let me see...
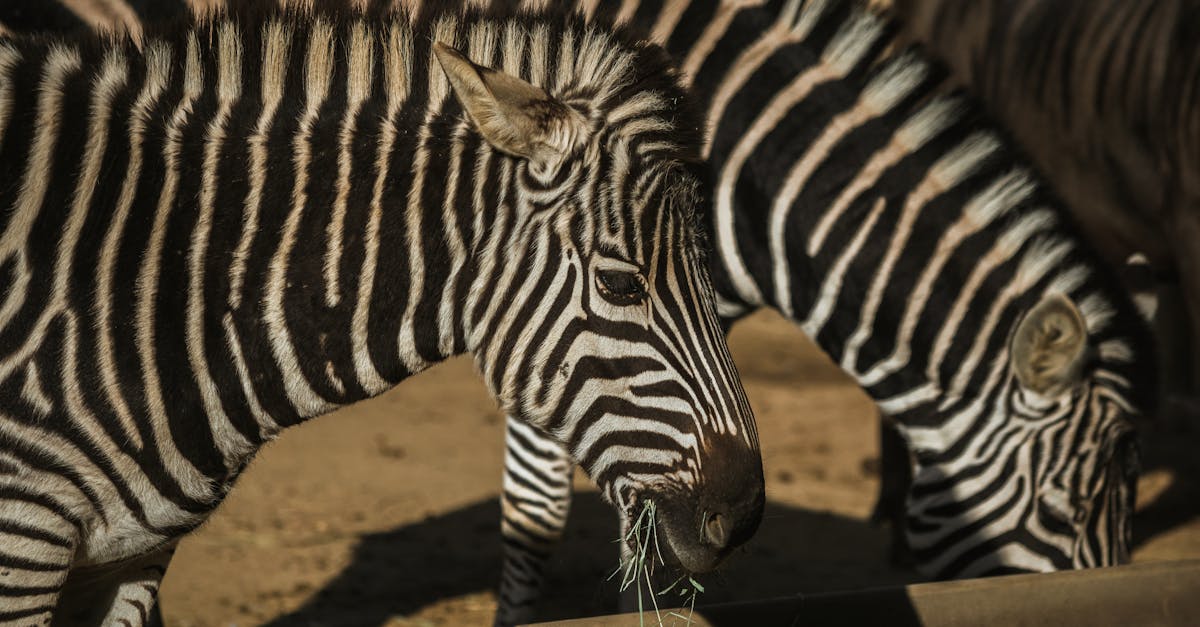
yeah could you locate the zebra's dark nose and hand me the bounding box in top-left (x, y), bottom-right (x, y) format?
top-left (703, 480), bottom-right (764, 554)
top-left (703, 511), bottom-right (730, 548)
top-left (650, 440), bottom-right (764, 573)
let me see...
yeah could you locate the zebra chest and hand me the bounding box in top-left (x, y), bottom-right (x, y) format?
top-left (76, 512), bottom-right (186, 568)
top-left (0, 366), bottom-right (246, 568)
top-left (73, 453), bottom-right (252, 568)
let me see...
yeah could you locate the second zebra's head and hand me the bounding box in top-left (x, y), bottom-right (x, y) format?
top-left (432, 21), bottom-right (763, 573)
top-left (904, 286), bottom-right (1153, 578)
top-left (1007, 295), bottom-right (1142, 569)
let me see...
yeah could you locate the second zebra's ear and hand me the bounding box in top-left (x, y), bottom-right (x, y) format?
top-left (433, 42), bottom-right (587, 169)
top-left (1010, 293), bottom-right (1090, 396)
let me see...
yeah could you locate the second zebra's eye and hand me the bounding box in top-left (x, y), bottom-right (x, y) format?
top-left (597, 269), bottom-right (647, 305)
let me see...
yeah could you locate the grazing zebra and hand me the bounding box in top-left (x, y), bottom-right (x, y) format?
top-left (490, 0), bottom-right (1158, 623)
top-left (0, 2), bottom-right (767, 624)
top-left (878, 0), bottom-right (1200, 403)
top-left (28, 1), bottom-right (1158, 624)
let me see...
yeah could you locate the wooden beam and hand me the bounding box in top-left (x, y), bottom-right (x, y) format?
top-left (529, 560), bottom-right (1200, 627)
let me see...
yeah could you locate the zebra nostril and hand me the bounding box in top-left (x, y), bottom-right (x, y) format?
top-left (703, 512), bottom-right (730, 548)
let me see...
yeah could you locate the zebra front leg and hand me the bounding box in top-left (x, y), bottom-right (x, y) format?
top-left (53, 544), bottom-right (175, 627)
top-left (1169, 205), bottom-right (1200, 398)
top-left (0, 494), bottom-right (77, 626)
top-left (870, 418), bottom-right (914, 568)
top-left (495, 418), bottom-right (575, 627)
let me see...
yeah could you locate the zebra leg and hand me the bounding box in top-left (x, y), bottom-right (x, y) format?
top-left (53, 544), bottom-right (174, 627)
top-left (1169, 205), bottom-right (1200, 398)
top-left (870, 418), bottom-right (914, 568)
top-left (495, 419), bottom-right (574, 627)
top-left (1119, 252), bottom-right (1200, 423)
top-left (0, 494), bottom-right (77, 625)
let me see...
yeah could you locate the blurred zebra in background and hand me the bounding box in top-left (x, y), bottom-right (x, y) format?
top-left (878, 0), bottom-right (1200, 408)
top-left (0, 0), bottom-right (165, 38)
top-left (0, 2), bottom-right (767, 623)
top-left (14, 1), bottom-right (1162, 625)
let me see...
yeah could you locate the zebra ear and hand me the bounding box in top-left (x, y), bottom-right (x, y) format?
top-left (433, 42), bottom-right (585, 167)
top-left (1011, 293), bottom-right (1090, 396)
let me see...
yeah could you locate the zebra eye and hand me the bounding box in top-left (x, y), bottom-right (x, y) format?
top-left (596, 269), bottom-right (647, 305)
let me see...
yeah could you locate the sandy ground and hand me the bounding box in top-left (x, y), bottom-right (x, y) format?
top-left (156, 310), bottom-right (1200, 626)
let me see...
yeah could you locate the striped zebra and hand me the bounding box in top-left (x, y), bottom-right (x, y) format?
top-left (490, 0), bottom-right (1158, 623)
top-left (28, 1), bottom-right (1159, 624)
top-left (878, 0), bottom-right (1200, 408)
top-left (0, 2), bottom-right (767, 624)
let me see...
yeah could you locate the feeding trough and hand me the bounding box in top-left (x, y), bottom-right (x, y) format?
top-left (528, 559), bottom-right (1200, 626)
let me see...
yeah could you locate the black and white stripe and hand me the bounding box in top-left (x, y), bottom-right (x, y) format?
top-left (0, 2), bottom-right (765, 623)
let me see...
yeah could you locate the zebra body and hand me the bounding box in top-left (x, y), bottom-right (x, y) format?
top-left (18, 1), bottom-right (1158, 624)
top-left (0, 3), bottom-right (765, 623)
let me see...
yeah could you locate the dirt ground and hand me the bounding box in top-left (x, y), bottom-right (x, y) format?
top-left (156, 310), bottom-right (1200, 626)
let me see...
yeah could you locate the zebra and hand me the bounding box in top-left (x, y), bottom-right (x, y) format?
top-left (489, 0), bottom-right (1158, 623)
top-left (23, 1), bottom-right (1159, 624)
top-left (0, 2), bottom-right (767, 624)
top-left (877, 0), bottom-right (1200, 414)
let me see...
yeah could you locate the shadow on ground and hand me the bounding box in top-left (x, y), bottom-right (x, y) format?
top-left (259, 495), bottom-right (921, 626)
top-left (256, 413), bottom-right (1200, 626)
top-left (1133, 408), bottom-right (1200, 547)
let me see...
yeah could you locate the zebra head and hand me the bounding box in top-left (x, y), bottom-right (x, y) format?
top-left (433, 30), bottom-right (764, 574)
top-left (906, 291), bottom-right (1146, 577)
top-left (1007, 294), bottom-right (1141, 569)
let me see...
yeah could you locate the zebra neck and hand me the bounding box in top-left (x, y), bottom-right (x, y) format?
top-left (0, 15), bottom-right (526, 441)
top-left (615, 0), bottom-right (1151, 426)
top-left (154, 20), bottom-right (501, 424)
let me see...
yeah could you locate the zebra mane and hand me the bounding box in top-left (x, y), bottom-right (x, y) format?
top-left (2, 0), bottom-right (704, 156)
top-left (0, 0), bottom-right (709, 251)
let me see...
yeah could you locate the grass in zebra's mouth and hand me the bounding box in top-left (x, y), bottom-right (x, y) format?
top-left (607, 501), bottom-right (705, 626)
